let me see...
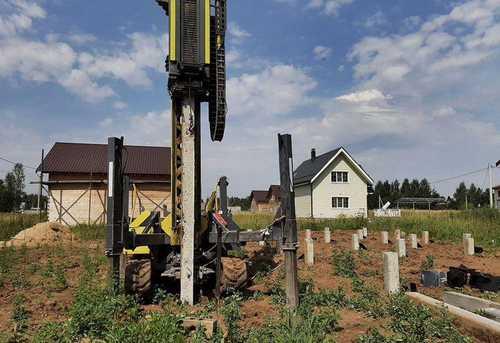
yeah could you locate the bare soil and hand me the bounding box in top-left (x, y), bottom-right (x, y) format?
top-left (0, 229), bottom-right (499, 341)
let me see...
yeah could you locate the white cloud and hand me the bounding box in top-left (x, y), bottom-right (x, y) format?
top-left (336, 89), bottom-right (390, 103)
top-left (227, 64), bottom-right (317, 117)
top-left (308, 0), bottom-right (354, 16)
top-left (313, 45), bottom-right (332, 60)
top-left (0, 0), bottom-right (46, 37)
top-left (0, 0), bottom-right (168, 102)
top-left (228, 22), bottom-right (251, 43)
top-left (0, 38), bottom-right (77, 82)
top-left (59, 69), bottom-right (115, 103)
top-left (67, 33), bottom-right (97, 45)
top-left (364, 11), bottom-right (388, 28)
top-left (78, 33), bottom-right (168, 88)
top-left (113, 101), bottom-right (128, 110)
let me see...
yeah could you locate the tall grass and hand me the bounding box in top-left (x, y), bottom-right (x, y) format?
top-left (0, 213), bottom-right (47, 241)
top-left (233, 209), bottom-right (500, 248)
top-left (369, 208), bottom-right (500, 248)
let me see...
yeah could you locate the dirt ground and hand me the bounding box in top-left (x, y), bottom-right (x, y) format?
top-left (0, 229), bottom-right (499, 341)
top-left (243, 229), bottom-right (500, 342)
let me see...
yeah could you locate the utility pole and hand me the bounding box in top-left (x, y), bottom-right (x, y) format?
top-left (278, 134), bottom-right (299, 308)
top-left (489, 163), bottom-right (494, 209)
top-left (38, 149), bottom-right (44, 220)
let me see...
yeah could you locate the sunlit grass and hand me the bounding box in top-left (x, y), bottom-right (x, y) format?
top-left (233, 209), bottom-right (500, 248)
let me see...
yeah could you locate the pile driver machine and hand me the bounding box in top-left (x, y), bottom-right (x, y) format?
top-left (105, 0), bottom-right (299, 306)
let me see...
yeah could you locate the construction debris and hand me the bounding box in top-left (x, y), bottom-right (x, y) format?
top-left (447, 265), bottom-right (500, 292)
top-left (407, 292), bottom-right (500, 337)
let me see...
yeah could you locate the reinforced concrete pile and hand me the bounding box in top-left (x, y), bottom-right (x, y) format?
top-left (0, 222), bottom-right (75, 248)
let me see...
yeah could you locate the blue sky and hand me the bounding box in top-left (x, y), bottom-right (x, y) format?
top-left (1, 0), bottom-right (500, 197)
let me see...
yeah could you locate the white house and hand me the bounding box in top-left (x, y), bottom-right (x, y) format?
top-left (294, 147), bottom-right (374, 219)
top-left (494, 185), bottom-right (500, 209)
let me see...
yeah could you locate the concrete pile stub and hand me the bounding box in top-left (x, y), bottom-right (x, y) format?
top-left (383, 252), bottom-right (400, 294)
top-left (352, 234), bottom-right (360, 251)
top-left (305, 238), bottom-right (314, 266)
top-left (381, 231), bottom-right (389, 245)
top-left (324, 227), bottom-right (331, 244)
top-left (396, 239), bottom-right (406, 258)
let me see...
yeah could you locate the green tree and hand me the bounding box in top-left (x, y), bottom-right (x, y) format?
top-left (401, 179), bottom-right (411, 196)
top-left (419, 179), bottom-right (432, 197)
top-left (453, 182), bottom-right (468, 209)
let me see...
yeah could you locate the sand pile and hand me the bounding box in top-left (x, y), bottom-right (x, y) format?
top-left (1, 222), bottom-right (76, 248)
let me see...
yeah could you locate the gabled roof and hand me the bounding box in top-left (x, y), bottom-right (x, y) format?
top-left (268, 185), bottom-right (281, 199)
top-left (250, 190), bottom-right (269, 203)
top-left (38, 142), bottom-right (171, 176)
top-left (250, 185), bottom-right (281, 203)
top-left (293, 147), bottom-right (373, 186)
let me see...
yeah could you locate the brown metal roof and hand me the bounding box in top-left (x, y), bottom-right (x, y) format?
top-left (268, 185), bottom-right (281, 199)
top-left (38, 142), bottom-right (171, 176)
top-left (250, 190), bottom-right (269, 203)
top-left (251, 185), bottom-right (281, 203)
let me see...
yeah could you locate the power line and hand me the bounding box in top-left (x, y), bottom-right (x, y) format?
top-left (0, 156), bottom-right (36, 170)
top-left (430, 166), bottom-right (496, 186)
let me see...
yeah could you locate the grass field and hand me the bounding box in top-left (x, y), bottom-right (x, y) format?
top-left (234, 208), bottom-right (500, 248)
top-left (0, 210), bottom-right (497, 341)
top-left (0, 213), bottom-right (47, 241)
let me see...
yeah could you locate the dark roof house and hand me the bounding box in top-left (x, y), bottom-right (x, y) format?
top-left (250, 185), bottom-right (281, 203)
top-left (39, 142), bottom-right (171, 179)
top-left (294, 147), bottom-right (373, 186)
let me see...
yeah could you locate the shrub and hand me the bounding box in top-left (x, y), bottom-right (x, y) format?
top-left (66, 286), bottom-right (141, 340)
top-left (105, 313), bottom-right (185, 343)
top-left (332, 250), bottom-right (357, 278)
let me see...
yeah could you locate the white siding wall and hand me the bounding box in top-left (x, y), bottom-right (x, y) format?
top-left (294, 184), bottom-right (312, 218)
top-left (311, 156), bottom-right (368, 218)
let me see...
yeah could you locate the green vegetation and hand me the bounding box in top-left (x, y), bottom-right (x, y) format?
top-left (234, 209), bottom-right (500, 248)
top-left (71, 224), bottom-right (106, 240)
top-left (332, 250), bottom-right (357, 278)
top-left (420, 255), bottom-right (435, 272)
top-left (0, 213), bottom-right (47, 240)
top-left (369, 209), bottom-right (500, 248)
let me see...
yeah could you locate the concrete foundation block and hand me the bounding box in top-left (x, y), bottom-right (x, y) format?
top-left (410, 234), bottom-right (418, 249)
top-left (305, 229), bottom-right (312, 240)
top-left (396, 239), bottom-right (406, 258)
top-left (305, 238), bottom-right (314, 265)
top-left (381, 231), bottom-right (389, 245)
top-left (357, 229), bottom-right (364, 241)
top-left (362, 227), bottom-right (368, 238)
top-left (422, 231), bottom-right (429, 245)
top-left (464, 237), bottom-right (475, 256)
top-left (352, 234), bottom-right (360, 251)
top-left (324, 227), bottom-right (331, 244)
top-left (383, 252), bottom-right (400, 294)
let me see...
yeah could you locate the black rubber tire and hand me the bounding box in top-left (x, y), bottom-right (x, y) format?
top-left (124, 259), bottom-right (152, 297)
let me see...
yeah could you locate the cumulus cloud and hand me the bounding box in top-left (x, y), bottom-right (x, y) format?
top-left (313, 45), bottom-right (332, 60)
top-left (228, 22), bottom-right (251, 43)
top-left (335, 89), bottom-right (390, 103)
top-left (308, 0), bottom-right (354, 16)
top-left (0, 0), bottom-right (168, 102)
top-left (0, 0), bottom-right (46, 37)
top-left (227, 64), bottom-right (317, 117)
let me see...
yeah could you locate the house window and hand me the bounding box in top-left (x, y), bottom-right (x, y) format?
top-left (332, 197), bottom-right (349, 209)
top-left (331, 171), bottom-right (348, 183)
